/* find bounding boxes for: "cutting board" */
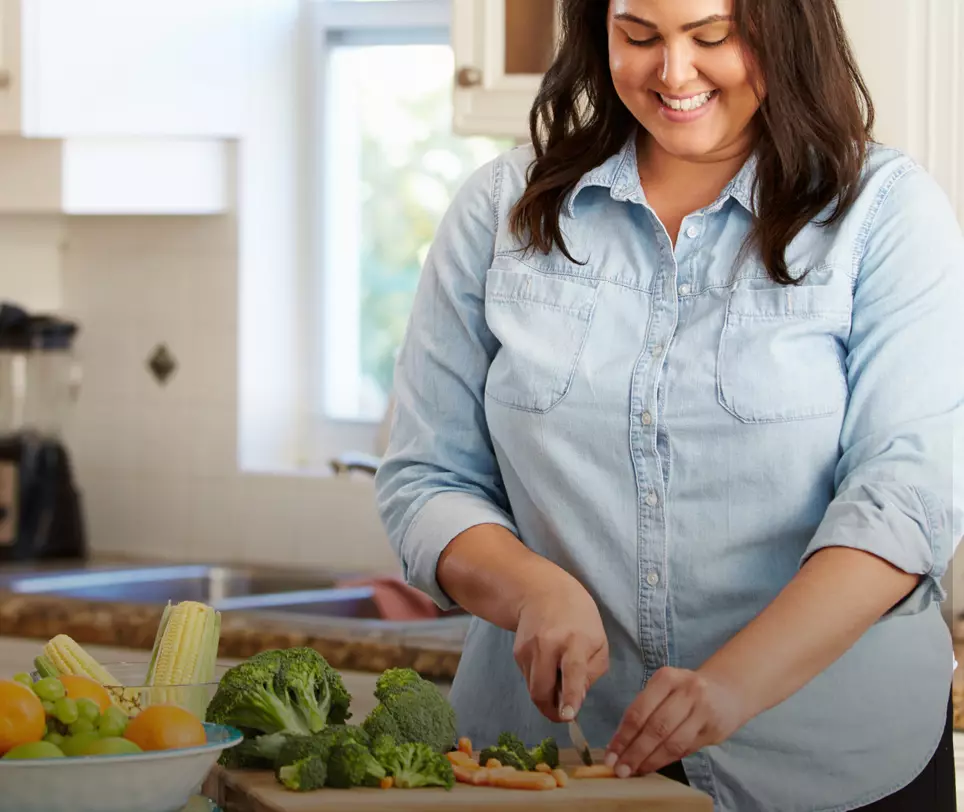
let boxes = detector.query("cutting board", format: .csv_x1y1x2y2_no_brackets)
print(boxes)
208,749,713,812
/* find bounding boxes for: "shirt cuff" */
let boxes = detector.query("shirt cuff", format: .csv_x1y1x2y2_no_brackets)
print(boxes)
399,491,518,610
800,483,947,617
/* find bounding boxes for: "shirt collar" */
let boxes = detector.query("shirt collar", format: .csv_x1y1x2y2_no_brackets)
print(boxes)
565,130,759,217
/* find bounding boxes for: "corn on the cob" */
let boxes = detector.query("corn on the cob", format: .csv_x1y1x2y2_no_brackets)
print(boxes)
42,634,136,712
145,600,221,713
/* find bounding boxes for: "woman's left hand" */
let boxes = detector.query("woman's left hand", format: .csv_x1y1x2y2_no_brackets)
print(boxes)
604,666,752,777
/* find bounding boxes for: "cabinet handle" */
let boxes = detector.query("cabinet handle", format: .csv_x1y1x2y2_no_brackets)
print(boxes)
456,66,483,88
0,70,10,90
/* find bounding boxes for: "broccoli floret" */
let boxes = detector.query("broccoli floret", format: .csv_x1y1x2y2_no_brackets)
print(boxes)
373,668,422,702
496,731,535,770
380,741,455,790
370,734,398,769
273,725,371,770
275,647,352,732
326,741,387,788
362,678,456,754
478,745,530,771
278,756,328,792
528,737,560,769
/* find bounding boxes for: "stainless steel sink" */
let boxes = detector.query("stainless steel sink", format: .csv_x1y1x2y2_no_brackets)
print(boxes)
1,565,338,607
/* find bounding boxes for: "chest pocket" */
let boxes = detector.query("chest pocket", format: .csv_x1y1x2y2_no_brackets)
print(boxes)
484,264,598,413
717,281,852,423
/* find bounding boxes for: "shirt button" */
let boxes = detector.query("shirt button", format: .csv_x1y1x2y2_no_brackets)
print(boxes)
641,411,653,426
653,344,664,356
646,571,660,587
678,283,691,296
645,492,658,507
685,225,699,239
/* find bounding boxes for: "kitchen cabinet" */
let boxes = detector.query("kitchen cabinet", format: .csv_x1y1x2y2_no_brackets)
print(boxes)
451,0,964,224
0,0,247,138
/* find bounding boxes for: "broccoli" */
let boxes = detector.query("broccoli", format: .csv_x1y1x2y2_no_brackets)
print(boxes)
273,724,371,770
325,741,387,788
497,731,535,770
528,737,560,769
362,676,456,754
206,647,353,767
379,741,455,790
219,730,293,770
373,668,422,702
370,733,398,768
277,755,328,792
478,744,531,771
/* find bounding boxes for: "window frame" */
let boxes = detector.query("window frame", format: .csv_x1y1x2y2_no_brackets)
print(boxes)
304,0,453,467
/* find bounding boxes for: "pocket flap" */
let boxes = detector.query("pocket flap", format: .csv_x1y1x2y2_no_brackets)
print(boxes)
486,265,597,316
727,280,851,320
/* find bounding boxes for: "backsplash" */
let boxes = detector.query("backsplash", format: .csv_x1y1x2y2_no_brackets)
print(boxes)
0,211,400,576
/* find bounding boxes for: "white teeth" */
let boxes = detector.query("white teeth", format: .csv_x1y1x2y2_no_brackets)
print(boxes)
659,91,714,111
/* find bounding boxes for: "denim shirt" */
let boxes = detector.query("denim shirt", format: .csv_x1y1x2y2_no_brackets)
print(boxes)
375,134,964,812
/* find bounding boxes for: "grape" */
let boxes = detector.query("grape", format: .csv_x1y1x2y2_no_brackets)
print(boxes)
76,698,102,724
1,741,65,760
61,732,101,756
34,677,66,702
79,737,142,757
67,717,96,736
44,732,67,748
41,700,56,716
97,707,129,738
53,697,79,725
12,672,34,689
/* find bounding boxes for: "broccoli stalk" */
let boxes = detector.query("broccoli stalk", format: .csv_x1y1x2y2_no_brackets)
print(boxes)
275,648,351,732
362,670,456,754
326,742,387,788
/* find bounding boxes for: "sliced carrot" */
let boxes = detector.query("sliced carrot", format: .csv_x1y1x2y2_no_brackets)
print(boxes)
534,762,552,773
551,768,569,788
571,764,616,779
489,771,558,791
458,736,473,755
379,776,394,789
470,768,491,786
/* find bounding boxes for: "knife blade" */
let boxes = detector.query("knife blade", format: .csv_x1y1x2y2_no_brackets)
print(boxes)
556,668,594,766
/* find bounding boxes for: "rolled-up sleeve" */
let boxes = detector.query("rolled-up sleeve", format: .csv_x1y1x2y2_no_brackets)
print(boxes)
373,157,517,610
800,163,964,616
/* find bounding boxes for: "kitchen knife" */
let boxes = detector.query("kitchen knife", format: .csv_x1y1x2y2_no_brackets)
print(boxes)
556,669,593,766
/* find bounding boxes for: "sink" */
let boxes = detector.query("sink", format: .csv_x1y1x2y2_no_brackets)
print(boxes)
1,565,338,607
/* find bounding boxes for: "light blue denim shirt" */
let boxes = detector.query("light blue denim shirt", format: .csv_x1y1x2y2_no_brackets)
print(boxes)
375,134,964,812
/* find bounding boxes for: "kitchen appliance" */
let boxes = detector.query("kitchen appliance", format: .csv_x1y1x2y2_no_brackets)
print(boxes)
0,302,86,562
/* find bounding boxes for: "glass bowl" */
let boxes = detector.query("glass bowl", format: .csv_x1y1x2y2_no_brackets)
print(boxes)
100,662,231,719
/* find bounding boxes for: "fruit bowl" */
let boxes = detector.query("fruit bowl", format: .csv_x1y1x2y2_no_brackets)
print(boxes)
0,722,242,812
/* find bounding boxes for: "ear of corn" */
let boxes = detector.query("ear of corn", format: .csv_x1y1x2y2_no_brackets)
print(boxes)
42,634,136,713
145,600,221,714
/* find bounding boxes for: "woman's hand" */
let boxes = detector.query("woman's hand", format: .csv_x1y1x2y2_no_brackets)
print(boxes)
513,574,609,723
604,666,752,777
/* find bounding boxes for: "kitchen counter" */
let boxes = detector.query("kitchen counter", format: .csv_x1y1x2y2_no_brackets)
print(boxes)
0,590,466,680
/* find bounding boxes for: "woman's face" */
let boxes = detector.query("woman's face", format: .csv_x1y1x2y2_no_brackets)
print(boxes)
608,0,762,161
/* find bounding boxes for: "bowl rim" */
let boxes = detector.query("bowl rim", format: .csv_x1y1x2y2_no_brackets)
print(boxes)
0,723,243,767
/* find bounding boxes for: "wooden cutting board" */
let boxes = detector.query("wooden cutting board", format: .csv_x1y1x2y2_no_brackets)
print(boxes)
208,749,713,812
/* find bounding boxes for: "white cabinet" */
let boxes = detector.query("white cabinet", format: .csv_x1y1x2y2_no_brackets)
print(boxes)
452,0,558,137
0,0,247,138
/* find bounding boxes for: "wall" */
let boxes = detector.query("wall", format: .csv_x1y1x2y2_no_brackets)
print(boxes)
55,211,399,575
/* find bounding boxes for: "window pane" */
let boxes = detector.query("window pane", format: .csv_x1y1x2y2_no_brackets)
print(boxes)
322,43,512,422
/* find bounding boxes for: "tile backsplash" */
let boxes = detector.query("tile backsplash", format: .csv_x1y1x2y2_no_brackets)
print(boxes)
0,211,401,576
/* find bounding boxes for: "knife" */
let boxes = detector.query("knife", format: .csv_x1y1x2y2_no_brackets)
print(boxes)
556,670,594,766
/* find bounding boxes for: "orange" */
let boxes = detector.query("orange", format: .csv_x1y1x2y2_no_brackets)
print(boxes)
58,675,112,713
123,704,206,752
0,680,46,755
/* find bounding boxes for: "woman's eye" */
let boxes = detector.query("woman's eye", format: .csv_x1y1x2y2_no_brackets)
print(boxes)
695,35,730,48
626,35,662,47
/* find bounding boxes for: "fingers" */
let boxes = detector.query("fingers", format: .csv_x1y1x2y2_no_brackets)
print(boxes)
636,712,706,776
605,667,678,767
610,688,693,777
527,645,563,721
558,646,590,719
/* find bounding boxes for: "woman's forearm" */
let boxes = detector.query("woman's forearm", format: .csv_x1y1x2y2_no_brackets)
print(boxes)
699,547,922,718
436,524,573,631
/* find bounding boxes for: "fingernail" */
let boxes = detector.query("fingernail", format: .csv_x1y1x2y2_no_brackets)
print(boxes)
616,764,632,779
560,705,575,721
604,752,617,767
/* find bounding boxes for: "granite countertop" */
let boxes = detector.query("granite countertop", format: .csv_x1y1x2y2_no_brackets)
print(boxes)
0,590,467,680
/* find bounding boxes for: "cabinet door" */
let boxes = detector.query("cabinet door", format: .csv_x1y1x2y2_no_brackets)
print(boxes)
452,0,558,138
22,0,248,138
839,0,963,224
0,0,21,133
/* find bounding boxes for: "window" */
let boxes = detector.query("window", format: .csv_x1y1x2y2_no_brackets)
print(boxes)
310,0,513,444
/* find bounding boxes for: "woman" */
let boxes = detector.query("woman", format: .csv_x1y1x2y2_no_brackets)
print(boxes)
374,0,964,809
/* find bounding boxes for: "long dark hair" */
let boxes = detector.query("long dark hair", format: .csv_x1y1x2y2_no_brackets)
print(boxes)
509,0,875,285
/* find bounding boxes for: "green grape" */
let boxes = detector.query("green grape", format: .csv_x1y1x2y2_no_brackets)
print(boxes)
44,732,67,748
33,677,66,702
76,698,101,724
97,706,128,738
1,741,64,759
60,732,101,756
41,699,56,716
79,737,142,757
12,672,34,689
53,696,79,725
67,717,96,736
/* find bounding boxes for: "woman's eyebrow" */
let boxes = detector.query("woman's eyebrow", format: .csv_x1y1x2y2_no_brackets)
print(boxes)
613,12,733,32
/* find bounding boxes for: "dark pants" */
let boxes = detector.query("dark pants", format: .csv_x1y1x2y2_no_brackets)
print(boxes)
658,694,957,811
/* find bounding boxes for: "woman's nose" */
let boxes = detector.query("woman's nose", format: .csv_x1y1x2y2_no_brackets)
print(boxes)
660,44,699,89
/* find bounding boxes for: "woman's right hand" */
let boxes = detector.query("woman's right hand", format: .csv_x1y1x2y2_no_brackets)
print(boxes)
513,572,610,723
